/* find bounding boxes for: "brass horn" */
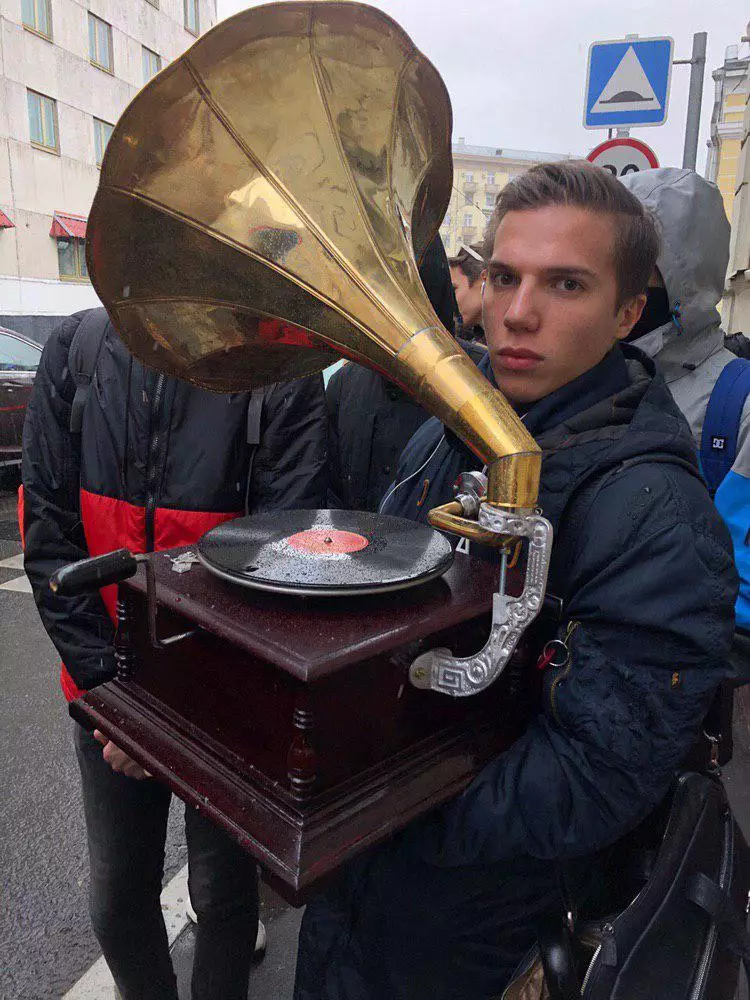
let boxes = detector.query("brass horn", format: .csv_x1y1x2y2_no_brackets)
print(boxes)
87,1,541,529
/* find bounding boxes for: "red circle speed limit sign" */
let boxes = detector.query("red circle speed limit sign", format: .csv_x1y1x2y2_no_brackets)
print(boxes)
587,137,659,177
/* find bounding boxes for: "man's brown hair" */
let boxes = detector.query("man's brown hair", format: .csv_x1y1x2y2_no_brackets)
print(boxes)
448,243,485,285
482,160,660,309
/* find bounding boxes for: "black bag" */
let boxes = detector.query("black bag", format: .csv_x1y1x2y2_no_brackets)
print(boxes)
575,772,750,999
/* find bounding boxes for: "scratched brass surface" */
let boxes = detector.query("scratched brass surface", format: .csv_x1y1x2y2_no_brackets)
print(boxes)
88,1,540,506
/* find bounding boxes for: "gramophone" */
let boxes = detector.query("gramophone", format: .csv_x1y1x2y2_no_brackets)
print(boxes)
54,2,556,903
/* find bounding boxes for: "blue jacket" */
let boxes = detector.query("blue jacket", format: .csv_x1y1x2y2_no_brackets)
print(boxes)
383,345,737,866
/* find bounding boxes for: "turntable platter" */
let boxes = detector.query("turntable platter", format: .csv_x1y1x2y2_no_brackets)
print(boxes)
197,509,454,596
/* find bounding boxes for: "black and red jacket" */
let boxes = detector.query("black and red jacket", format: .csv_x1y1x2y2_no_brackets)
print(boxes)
22,310,327,700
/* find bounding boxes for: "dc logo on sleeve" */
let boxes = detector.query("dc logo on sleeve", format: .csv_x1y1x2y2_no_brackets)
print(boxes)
711,436,726,451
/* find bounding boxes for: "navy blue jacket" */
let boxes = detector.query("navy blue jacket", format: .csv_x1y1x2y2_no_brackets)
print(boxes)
384,345,738,866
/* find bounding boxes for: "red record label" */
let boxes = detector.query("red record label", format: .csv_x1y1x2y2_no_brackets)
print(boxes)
286,528,369,555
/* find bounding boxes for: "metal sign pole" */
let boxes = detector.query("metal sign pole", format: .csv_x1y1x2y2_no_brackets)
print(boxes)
678,32,707,170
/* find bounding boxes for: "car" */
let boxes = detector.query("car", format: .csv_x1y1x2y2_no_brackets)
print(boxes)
0,326,42,468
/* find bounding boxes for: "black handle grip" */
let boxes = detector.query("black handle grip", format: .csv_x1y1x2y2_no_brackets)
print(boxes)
50,549,139,597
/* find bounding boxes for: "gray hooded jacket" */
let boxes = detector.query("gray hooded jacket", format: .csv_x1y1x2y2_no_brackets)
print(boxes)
622,167,750,629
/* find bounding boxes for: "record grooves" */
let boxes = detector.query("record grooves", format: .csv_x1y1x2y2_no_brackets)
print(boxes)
197,509,454,597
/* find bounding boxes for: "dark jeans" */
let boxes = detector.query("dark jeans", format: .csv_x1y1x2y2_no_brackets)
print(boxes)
74,723,259,1000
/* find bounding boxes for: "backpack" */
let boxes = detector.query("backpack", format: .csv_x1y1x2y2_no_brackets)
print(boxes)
66,309,268,506
700,356,750,497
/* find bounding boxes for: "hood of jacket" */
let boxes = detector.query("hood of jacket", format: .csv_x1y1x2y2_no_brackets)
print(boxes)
620,168,730,382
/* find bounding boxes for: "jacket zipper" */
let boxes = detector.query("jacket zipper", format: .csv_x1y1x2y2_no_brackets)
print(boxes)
687,808,733,1000
144,372,166,553
549,619,579,726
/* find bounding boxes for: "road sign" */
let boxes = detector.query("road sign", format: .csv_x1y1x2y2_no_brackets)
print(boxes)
584,36,674,129
587,137,659,176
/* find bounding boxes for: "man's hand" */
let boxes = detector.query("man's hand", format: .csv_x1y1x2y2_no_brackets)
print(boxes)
94,730,152,780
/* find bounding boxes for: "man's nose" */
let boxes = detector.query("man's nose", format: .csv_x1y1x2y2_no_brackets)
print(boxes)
504,281,540,333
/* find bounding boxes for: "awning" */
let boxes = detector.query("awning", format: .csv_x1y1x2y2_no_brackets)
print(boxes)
0,209,14,229
50,212,87,239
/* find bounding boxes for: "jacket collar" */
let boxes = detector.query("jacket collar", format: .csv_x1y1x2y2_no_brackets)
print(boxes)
480,345,634,439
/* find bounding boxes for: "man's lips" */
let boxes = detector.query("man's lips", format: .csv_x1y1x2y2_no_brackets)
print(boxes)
496,348,544,371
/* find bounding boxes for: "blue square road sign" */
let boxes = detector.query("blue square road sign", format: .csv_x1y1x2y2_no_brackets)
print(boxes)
584,37,674,129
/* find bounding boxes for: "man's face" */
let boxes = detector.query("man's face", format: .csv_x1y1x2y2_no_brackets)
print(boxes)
450,266,483,329
482,205,645,404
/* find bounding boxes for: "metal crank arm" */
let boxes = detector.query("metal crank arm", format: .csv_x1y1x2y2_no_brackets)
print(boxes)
409,507,553,697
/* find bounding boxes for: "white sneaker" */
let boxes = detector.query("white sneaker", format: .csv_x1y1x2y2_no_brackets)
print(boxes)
253,920,267,963
185,901,267,962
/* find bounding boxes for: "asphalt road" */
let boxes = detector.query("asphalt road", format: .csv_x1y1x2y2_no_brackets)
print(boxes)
2,466,749,999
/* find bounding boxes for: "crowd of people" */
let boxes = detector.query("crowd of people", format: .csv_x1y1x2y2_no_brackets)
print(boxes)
20,161,750,999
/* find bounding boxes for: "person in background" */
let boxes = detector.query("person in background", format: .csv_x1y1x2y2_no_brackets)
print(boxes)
326,235,484,512
621,168,750,651
448,241,486,342
22,308,327,1000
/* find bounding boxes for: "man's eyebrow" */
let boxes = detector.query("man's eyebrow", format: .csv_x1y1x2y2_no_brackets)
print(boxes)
488,260,598,280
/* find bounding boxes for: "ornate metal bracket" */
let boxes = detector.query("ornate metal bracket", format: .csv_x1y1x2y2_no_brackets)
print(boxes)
409,507,553,697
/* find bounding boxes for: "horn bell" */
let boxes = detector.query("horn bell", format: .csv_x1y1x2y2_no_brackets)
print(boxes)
88,1,540,510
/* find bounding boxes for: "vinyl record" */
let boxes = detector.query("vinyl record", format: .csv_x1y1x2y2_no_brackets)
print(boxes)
197,509,454,596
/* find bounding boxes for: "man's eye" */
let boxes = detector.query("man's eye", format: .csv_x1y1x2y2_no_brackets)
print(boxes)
556,278,581,292
493,272,516,287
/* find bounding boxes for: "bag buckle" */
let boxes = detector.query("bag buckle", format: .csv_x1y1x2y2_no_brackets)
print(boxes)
703,730,721,774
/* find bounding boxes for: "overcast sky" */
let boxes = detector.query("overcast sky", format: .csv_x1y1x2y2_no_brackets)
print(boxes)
216,0,747,172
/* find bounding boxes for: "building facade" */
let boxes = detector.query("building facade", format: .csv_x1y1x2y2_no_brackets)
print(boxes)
0,0,217,342
723,45,750,335
440,139,574,258
706,42,750,220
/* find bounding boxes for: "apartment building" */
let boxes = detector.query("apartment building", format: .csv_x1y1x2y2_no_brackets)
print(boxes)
0,0,216,342
440,139,574,258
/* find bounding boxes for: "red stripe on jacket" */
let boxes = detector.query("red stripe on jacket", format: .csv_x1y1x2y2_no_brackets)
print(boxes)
58,490,240,701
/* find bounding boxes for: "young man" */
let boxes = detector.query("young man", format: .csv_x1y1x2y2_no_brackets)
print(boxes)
23,309,327,1000
448,241,486,342
620,168,750,638
293,162,738,1000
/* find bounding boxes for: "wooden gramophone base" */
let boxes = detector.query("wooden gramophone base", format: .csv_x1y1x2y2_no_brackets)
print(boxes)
69,548,550,904
70,684,512,905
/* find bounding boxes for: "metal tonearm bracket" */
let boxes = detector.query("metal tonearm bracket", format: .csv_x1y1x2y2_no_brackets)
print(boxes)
409,506,553,697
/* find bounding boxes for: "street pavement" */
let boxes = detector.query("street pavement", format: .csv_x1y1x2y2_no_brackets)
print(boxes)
2,470,750,999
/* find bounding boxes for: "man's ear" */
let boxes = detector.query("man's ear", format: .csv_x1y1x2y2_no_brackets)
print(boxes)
615,293,646,342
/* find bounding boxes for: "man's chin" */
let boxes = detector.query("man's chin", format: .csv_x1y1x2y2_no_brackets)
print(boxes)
492,369,548,406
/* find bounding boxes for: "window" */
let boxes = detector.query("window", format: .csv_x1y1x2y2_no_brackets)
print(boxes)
57,237,88,279
464,192,473,206
27,89,58,152
184,0,199,35
93,118,113,167
21,0,51,38
487,173,495,186
464,172,473,183
463,213,472,227
0,333,41,372
88,12,113,73
485,193,495,208
142,45,162,82
441,215,450,229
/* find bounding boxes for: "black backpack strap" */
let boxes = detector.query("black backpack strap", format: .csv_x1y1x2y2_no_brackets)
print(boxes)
68,309,110,434
244,385,272,514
